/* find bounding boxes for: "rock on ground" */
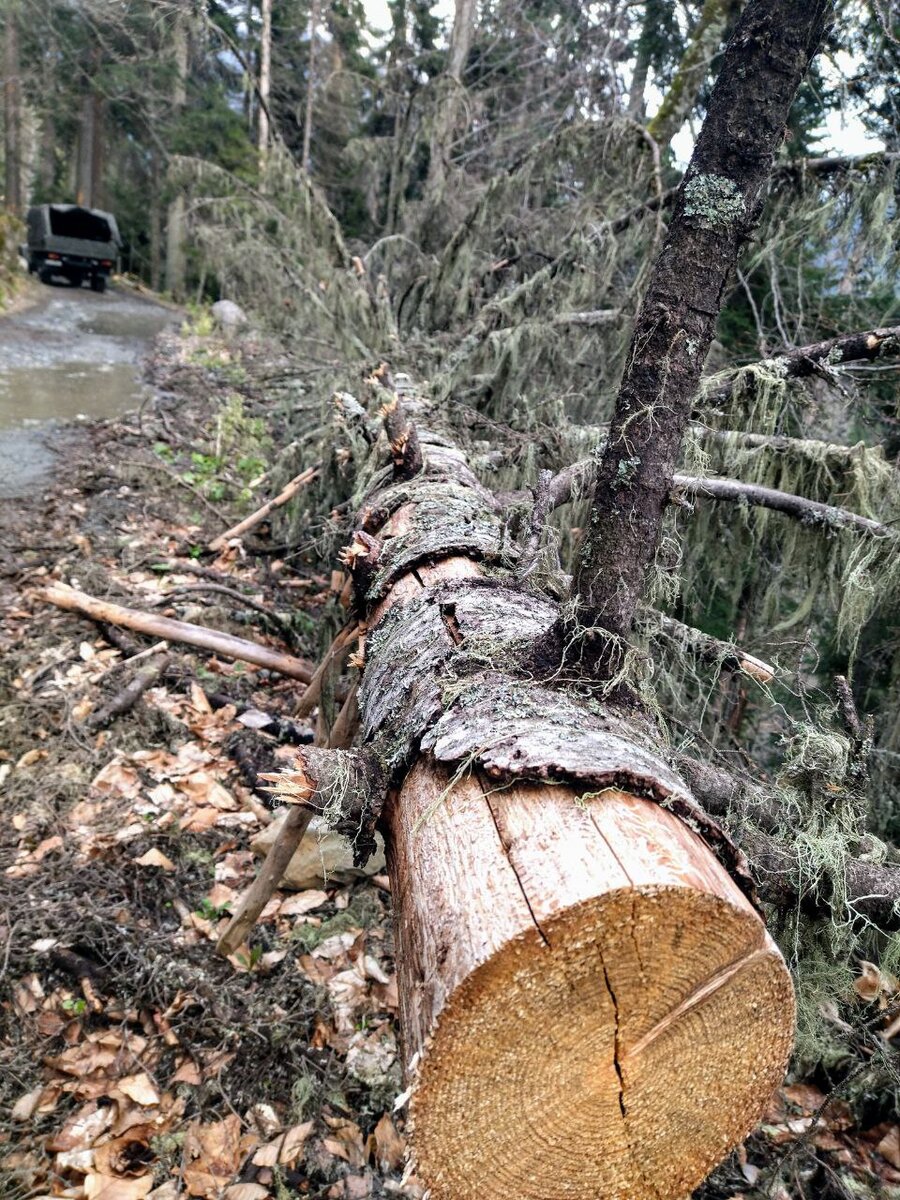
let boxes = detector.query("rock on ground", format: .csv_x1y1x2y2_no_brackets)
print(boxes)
252,811,386,888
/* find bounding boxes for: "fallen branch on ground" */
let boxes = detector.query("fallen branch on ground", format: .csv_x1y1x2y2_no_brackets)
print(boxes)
208,464,321,551
83,654,170,733
216,802,314,957
41,583,314,682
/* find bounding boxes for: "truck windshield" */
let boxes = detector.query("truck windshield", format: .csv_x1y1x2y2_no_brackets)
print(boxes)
48,207,112,243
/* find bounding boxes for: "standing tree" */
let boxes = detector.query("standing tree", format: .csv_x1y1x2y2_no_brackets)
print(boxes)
3,0,22,215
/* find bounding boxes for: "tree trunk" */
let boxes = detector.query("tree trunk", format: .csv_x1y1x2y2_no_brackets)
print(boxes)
89,92,105,209
572,0,832,669
165,2,189,299
76,90,97,207
258,0,272,158
301,0,319,173
149,148,162,292
298,382,794,1200
646,0,731,149
3,0,22,215
423,0,476,201
392,763,791,1200
626,3,654,119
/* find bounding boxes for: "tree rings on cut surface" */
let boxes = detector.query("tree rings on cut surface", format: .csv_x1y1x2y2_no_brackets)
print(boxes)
389,764,794,1200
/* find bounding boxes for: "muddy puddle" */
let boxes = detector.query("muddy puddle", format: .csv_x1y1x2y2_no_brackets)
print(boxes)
0,285,178,499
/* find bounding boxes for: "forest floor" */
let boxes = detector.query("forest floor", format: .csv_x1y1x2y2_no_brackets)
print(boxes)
1,315,899,1200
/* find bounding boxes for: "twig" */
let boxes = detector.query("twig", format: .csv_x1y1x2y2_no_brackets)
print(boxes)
84,654,170,733
208,464,321,551
123,459,231,523
216,803,314,957
153,582,296,643
42,583,314,682
295,621,361,719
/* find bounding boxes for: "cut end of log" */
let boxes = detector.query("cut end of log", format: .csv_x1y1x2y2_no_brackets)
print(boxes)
409,887,793,1200
388,766,795,1200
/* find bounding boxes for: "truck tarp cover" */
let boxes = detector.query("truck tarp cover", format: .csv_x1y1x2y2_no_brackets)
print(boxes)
48,206,112,242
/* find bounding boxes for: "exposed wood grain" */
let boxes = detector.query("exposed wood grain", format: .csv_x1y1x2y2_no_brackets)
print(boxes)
373,557,793,1200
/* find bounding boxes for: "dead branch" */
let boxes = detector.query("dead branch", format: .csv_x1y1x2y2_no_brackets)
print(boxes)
208,464,321,551
42,583,314,683
681,756,900,928
294,621,361,719
327,681,360,749
83,654,170,733
152,581,295,641
552,309,621,327
546,460,896,540
652,614,775,683
702,325,900,406
673,475,897,538
216,802,314,957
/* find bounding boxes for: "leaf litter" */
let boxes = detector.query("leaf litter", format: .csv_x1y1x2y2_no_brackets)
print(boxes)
0,329,420,1199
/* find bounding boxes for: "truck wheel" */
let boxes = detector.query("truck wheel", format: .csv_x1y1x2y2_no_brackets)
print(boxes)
38,268,53,286
91,275,107,294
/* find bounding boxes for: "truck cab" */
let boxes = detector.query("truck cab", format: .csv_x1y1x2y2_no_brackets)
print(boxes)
26,204,121,293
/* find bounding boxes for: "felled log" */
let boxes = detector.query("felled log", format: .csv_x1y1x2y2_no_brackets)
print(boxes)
272,383,795,1200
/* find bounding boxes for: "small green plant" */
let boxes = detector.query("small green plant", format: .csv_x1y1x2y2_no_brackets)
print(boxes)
194,897,231,921
61,997,87,1016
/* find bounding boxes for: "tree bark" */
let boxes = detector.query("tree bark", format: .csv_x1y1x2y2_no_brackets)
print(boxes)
571,0,833,676
3,0,22,215
646,0,731,149
292,388,795,1199
165,1,189,299
258,0,272,158
301,0,320,174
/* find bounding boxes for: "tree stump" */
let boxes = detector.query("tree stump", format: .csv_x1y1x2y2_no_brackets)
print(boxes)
388,764,794,1200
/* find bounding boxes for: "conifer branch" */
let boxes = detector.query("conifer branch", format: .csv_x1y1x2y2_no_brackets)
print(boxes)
703,325,900,406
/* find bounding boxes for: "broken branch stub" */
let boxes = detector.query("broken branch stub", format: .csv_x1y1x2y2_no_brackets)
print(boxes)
311,380,796,1199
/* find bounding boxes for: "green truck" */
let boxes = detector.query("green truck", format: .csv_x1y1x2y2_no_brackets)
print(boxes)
25,204,121,293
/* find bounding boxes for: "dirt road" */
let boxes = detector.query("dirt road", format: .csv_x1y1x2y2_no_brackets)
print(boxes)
0,282,178,498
